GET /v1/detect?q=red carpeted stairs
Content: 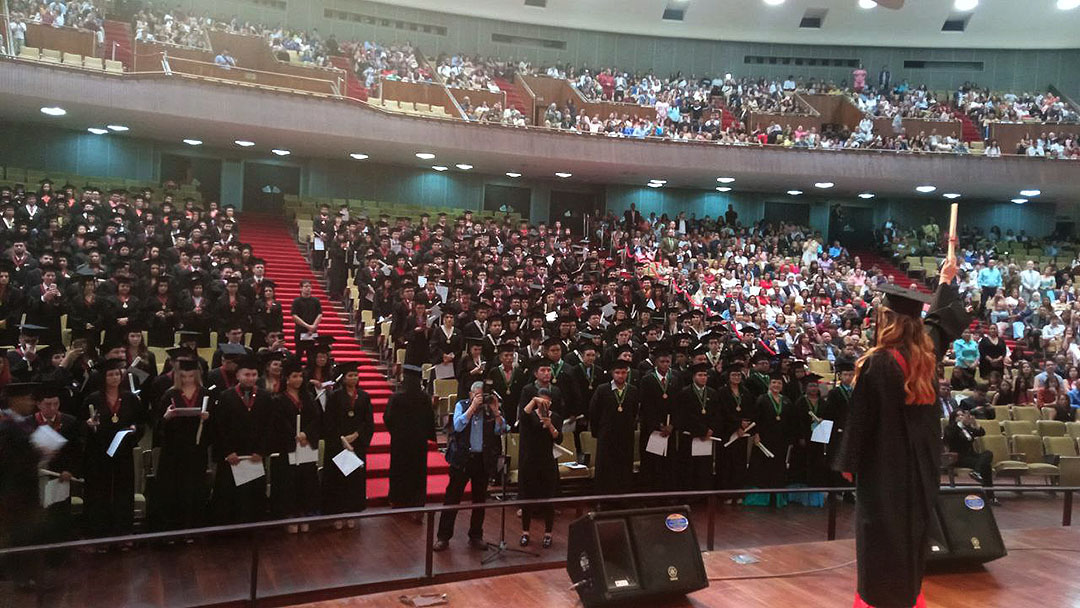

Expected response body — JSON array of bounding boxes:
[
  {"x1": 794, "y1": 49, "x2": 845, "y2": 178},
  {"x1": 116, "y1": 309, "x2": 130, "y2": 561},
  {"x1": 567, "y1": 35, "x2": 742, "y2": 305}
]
[
  {"x1": 494, "y1": 76, "x2": 529, "y2": 118},
  {"x1": 329, "y1": 55, "x2": 368, "y2": 101},
  {"x1": 240, "y1": 213, "x2": 449, "y2": 505},
  {"x1": 711, "y1": 96, "x2": 740, "y2": 131},
  {"x1": 951, "y1": 108, "x2": 982, "y2": 143},
  {"x1": 103, "y1": 19, "x2": 133, "y2": 71}
]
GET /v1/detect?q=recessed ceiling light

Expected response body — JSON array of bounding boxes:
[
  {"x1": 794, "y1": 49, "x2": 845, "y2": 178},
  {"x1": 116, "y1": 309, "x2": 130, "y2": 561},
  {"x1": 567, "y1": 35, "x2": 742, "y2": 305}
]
[
  {"x1": 505, "y1": 172, "x2": 522, "y2": 178},
  {"x1": 943, "y1": 193, "x2": 962, "y2": 200},
  {"x1": 183, "y1": 139, "x2": 203, "y2": 146},
  {"x1": 416, "y1": 152, "x2": 436, "y2": 160},
  {"x1": 1011, "y1": 198, "x2": 1028, "y2": 204},
  {"x1": 717, "y1": 177, "x2": 736, "y2": 183},
  {"x1": 87, "y1": 127, "x2": 108, "y2": 135},
  {"x1": 349, "y1": 153, "x2": 369, "y2": 160},
  {"x1": 234, "y1": 140, "x2": 255, "y2": 147},
  {"x1": 716, "y1": 187, "x2": 732, "y2": 193},
  {"x1": 787, "y1": 190, "x2": 803, "y2": 196},
  {"x1": 650, "y1": 179, "x2": 667, "y2": 185},
  {"x1": 858, "y1": 0, "x2": 877, "y2": 8},
  {"x1": 915, "y1": 185, "x2": 937, "y2": 193},
  {"x1": 432, "y1": 165, "x2": 448, "y2": 172},
  {"x1": 647, "y1": 183, "x2": 662, "y2": 188},
  {"x1": 1058, "y1": 0, "x2": 1080, "y2": 9},
  {"x1": 953, "y1": 0, "x2": 978, "y2": 10},
  {"x1": 763, "y1": 0, "x2": 785, "y2": 5},
  {"x1": 455, "y1": 164, "x2": 473, "y2": 170},
  {"x1": 40, "y1": 106, "x2": 66, "y2": 116},
  {"x1": 814, "y1": 182, "x2": 835, "y2": 189},
  {"x1": 271, "y1": 149, "x2": 290, "y2": 156},
  {"x1": 1019, "y1": 189, "x2": 1041, "y2": 197},
  {"x1": 555, "y1": 172, "x2": 572, "y2": 178},
  {"x1": 106, "y1": 125, "x2": 129, "y2": 132},
  {"x1": 858, "y1": 193, "x2": 875, "y2": 199}
]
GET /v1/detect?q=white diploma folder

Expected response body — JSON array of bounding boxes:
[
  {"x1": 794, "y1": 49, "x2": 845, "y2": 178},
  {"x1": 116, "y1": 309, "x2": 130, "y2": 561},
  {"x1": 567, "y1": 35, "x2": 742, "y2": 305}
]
[
  {"x1": 289, "y1": 445, "x2": 320, "y2": 465},
  {"x1": 811, "y1": 420, "x2": 834, "y2": 445},
  {"x1": 333, "y1": 450, "x2": 364, "y2": 476},
  {"x1": 691, "y1": 437, "x2": 714, "y2": 457},
  {"x1": 42, "y1": 478, "x2": 70, "y2": 508},
  {"x1": 645, "y1": 431, "x2": 669, "y2": 457},
  {"x1": 230, "y1": 458, "x2": 266, "y2": 486},
  {"x1": 106, "y1": 429, "x2": 134, "y2": 457}
]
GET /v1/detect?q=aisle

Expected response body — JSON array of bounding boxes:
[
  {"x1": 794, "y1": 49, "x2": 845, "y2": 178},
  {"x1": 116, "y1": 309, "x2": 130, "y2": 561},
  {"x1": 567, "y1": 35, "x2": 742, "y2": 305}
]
[{"x1": 240, "y1": 213, "x2": 450, "y2": 504}]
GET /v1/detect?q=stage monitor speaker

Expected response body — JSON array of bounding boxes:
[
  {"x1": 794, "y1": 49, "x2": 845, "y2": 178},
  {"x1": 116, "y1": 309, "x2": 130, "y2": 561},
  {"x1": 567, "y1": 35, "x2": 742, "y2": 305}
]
[
  {"x1": 566, "y1": 505, "x2": 708, "y2": 607},
  {"x1": 926, "y1": 491, "x2": 1006, "y2": 567}
]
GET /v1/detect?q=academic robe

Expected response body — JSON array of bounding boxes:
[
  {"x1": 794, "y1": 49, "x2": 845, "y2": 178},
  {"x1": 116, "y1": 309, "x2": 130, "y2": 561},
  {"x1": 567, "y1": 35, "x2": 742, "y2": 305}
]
[
  {"x1": 519, "y1": 382, "x2": 565, "y2": 421},
  {"x1": 32, "y1": 411, "x2": 83, "y2": 545},
  {"x1": 144, "y1": 295, "x2": 179, "y2": 347},
  {"x1": 565, "y1": 361, "x2": 606, "y2": 422},
  {"x1": 485, "y1": 364, "x2": 525, "y2": 429},
  {"x1": 789, "y1": 395, "x2": 824, "y2": 486},
  {"x1": 429, "y1": 326, "x2": 463, "y2": 364},
  {"x1": 821, "y1": 384, "x2": 853, "y2": 484},
  {"x1": 517, "y1": 404, "x2": 563, "y2": 500},
  {"x1": 748, "y1": 392, "x2": 799, "y2": 491},
  {"x1": 250, "y1": 299, "x2": 284, "y2": 352},
  {"x1": 384, "y1": 381, "x2": 436, "y2": 507},
  {"x1": 322, "y1": 387, "x2": 375, "y2": 514},
  {"x1": 211, "y1": 386, "x2": 273, "y2": 524},
  {"x1": 637, "y1": 369, "x2": 680, "y2": 491},
  {"x1": 834, "y1": 282, "x2": 968, "y2": 608},
  {"x1": 267, "y1": 389, "x2": 322, "y2": 518},
  {"x1": 151, "y1": 387, "x2": 211, "y2": 531},
  {"x1": 717, "y1": 385, "x2": 755, "y2": 490},
  {"x1": 673, "y1": 383, "x2": 722, "y2": 491},
  {"x1": 456, "y1": 355, "x2": 488, "y2": 402},
  {"x1": 588, "y1": 382, "x2": 640, "y2": 494},
  {"x1": 82, "y1": 391, "x2": 144, "y2": 537}
]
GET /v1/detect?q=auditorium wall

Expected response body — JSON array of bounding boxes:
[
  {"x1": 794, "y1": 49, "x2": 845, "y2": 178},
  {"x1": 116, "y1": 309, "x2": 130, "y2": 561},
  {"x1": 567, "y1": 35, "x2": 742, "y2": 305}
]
[{"x1": 180, "y1": 0, "x2": 1080, "y2": 98}]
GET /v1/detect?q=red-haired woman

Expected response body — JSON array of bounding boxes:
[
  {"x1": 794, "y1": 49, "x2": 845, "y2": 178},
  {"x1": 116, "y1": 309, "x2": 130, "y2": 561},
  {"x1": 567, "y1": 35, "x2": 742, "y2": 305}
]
[{"x1": 835, "y1": 251, "x2": 968, "y2": 608}]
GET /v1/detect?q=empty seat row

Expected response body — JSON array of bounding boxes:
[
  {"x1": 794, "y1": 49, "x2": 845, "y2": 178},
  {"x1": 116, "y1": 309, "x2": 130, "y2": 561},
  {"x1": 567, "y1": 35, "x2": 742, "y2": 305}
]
[{"x1": 16, "y1": 47, "x2": 123, "y2": 73}]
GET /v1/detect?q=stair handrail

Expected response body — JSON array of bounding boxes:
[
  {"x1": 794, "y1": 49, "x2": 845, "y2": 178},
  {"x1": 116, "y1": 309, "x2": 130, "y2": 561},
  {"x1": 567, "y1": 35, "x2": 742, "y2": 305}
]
[
  {"x1": 160, "y1": 49, "x2": 171, "y2": 75},
  {"x1": 2, "y1": 0, "x2": 13, "y2": 56}
]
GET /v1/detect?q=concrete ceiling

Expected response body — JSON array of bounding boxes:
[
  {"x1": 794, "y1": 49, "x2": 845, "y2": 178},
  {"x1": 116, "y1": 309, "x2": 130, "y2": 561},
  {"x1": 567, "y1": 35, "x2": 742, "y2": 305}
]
[{"x1": 373, "y1": 0, "x2": 1080, "y2": 49}]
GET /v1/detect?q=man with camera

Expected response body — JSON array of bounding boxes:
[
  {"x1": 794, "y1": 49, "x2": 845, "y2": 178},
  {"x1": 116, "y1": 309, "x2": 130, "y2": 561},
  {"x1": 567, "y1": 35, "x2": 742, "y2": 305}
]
[
  {"x1": 435, "y1": 381, "x2": 506, "y2": 551},
  {"x1": 943, "y1": 408, "x2": 997, "y2": 504}
]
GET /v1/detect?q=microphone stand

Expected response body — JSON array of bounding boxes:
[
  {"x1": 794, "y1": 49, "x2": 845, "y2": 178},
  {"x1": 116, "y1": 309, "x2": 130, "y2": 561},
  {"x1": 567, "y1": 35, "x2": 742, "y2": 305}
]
[{"x1": 482, "y1": 410, "x2": 539, "y2": 565}]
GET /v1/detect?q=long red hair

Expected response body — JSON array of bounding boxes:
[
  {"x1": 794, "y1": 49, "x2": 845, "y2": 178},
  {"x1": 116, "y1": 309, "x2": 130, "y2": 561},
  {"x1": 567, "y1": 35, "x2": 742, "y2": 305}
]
[{"x1": 854, "y1": 306, "x2": 936, "y2": 405}]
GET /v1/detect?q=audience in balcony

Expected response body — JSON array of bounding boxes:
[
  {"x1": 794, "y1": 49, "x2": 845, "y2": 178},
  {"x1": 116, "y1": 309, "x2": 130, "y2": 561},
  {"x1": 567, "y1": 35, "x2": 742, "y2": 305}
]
[
  {"x1": 342, "y1": 40, "x2": 430, "y2": 86},
  {"x1": 436, "y1": 54, "x2": 530, "y2": 92},
  {"x1": 132, "y1": 7, "x2": 209, "y2": 50}
]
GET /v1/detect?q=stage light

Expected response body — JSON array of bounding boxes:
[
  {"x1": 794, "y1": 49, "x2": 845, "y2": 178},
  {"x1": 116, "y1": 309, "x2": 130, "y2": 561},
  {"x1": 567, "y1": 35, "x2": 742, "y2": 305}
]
[
  {"x1": 915, "y1": 185, "x2": 937, "y2": 193},
  {"x1": 716, "y1": 187, "x2": 732, "y2": 192},
  {"x1": 1019, "y1": 189, "x2": 1041, "y2": 197},
  {"x1": 1011, "y1": 198, "x2": 1028, "y2": 204},
  {"x1": 272, "y1": 149, "x2": 291, "y2": 156},
  {"x1": 87, "y1": 127, "x2": 108, "y2": 135},
  {"x1": 814, "y1": 182, "x2": 834, "y2": 189},
  {"x1": 717, "y1": 177, "x2": 735, "y2": 183},
  {"x1": 234, "y1": 140, "x2": 255, "y2": 147},
  {"x1": 349, "y1": 153, "x2": 369, "y2": 160},
  {"x1": 1059, "y1": 0, "x2": 1080, "y2": 9},
  {"x1": 954, "y1": 0, "x2": 978, "y2": 10},
  {"x1": 183, "y1": 139, "x2": 203, "y2": 146},
  {"x1": 555, "y1": 172, "x2": 572, "y2": 178},
  {"x1": 432, "y1": 165, "x2": 448, "y2": 172},
  {"x1": 106, "y1": 125, "x2": 129, "y2": 132},
  {"x1": 415, "y1": 152, "x2": 436, "y2": 160},
  {"x1": 858, "y1": 193, "x2": 875, "y2": 199},
  {"x1": 858, "y1": 0, "x2": 877, "y2": 8},
  {"x1": 456, "y1": 164, "x2": 473, "y2": 170},
  {"x1": 40, "y1": 106, "x2": 66, "y2": 116},
  {"x1": 943, "y1": 193, "x2": 962, "y2": 199},
  {"x1": 505, "y1": 172, "x2": 522, "y2": 178},
  {"x1": 787, "y1": 190, "x2": 803, "y2": 196}
]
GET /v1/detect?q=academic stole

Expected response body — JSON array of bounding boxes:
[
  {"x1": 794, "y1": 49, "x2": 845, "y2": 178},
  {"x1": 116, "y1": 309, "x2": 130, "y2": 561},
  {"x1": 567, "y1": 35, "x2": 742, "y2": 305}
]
[
  {"x1": 730, "y1": 388, "x2": 743, "y2": 413},
  {"x1": 582, "y1": 363, "x2": 594, "y2": 390},
  {"x1": 551, "y1": 360, "x2": 563, "y2": 384},
  {"x1": 106, "y1": 393, "x2": 122, "y2": 423},
  {"x1": 613, "y1": 384, "x2": 627, "y2": 412},
  {"x1": 237, "y1": 386, "x2": 255, "y2": 411},
  {"x1": 693, "y1": 384, "x2": 707, "y2": 414},
  {"x1": 768, "y1": 393, "x2": 783, "y2": 421},
  {"x1": 656, "y1": 370, "x2": 669, "y2": 400},
  {"x1": 345, "y1": 390, "x2": 358, "y2": 418}
]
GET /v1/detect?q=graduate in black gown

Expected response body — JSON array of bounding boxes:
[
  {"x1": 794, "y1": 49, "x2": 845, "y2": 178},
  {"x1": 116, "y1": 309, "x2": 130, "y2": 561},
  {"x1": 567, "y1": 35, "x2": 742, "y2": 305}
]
[
  {"x1": 717, "y1": 364, "x2": 755, "y2": 491},
  {"x1": 485, "y1": 343, "x2": 525, "y2": 429},
  {"x1": 637, "y1": 347, "x2": 679, "y2": 492},
  {"x1": 268, "y1": 358, "x2": 322, "y2": 530},
  {"x1": 152, "y1": 359, "x2": 211, "y2": 532},
  {"x1": 747, "y1": 371, "x2": 798, "y2": 506},
  {"x1": 588, "y1": 358, "x2": 640, "y2": 495},
  {"x1": 82, "y1": 359, "x2": 144, "y2": 541},
  {"x1": 211, "y1": 354, "x2": 273, "y2": 524},
  {"x1": 384, "y1": 364, "x2": 436, "y2": 508},
  {"x1": 31, "y1": 384, "x2": 84, "y2": 550},
  {"x1": 822, "y1": 359, "x2": 856, "y2": 491},
  {"x1": 834, "y1": 263, "x2": 968, "y2": 608},
  {"x1": 321, "y1": 362, "x2": 375, "y2": 526},
  {"x1": 792, "y1": 374, "x2": 829, "y2": 488},
  {"x1": 517, "y1": 388, "x2": 563, "y2": 548},
  {"x1": 673, "y1": 362, "x2": 721, "y2": 491}
]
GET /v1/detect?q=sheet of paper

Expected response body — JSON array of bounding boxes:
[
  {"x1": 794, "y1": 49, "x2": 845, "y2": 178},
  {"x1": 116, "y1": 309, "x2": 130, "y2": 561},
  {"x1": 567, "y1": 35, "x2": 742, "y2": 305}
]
[
  {"x1": 601, "y1": 302, "x2": 615, "y2": 318},
  {"x1": 546, "y1": 255, "x2": 555, "y2": 266},
  {"x1": 29, "y1": 424, "x2": 67, "y2": 458},
  {"x1": 691, "y1": 437, "x2": 714, "y2": 457},
  {"x1": 42, "y1": 478, "x2": 70, "y2": 508},
  {"x1": 128, "y1": 366, "x2": 150, "y2": 386},
  {"x1": 300, "y1": 332, "x2": 317, "y2": 342},
  {"x1": 312, "y1": 236, "x2": 325, "y2": 251},
  {"x1": 289, "y1": 444, "x2": 320, "y2": 465},
  {"x1": 333, "y1": 449, "x2": 364, "y2": 476},
  {"x1": 811, "y1": 419, "x2": 834, "y2": 444},
  {"x1": 171, "y1": 407, "x2": 203, "y2": 417},
  {"x1": 417, "y1": 276, "x2": 428, "y2": 288},
  {"x1": 645, "y1": 431, "x2": 668, "y2": 457},
  {"x1": 434, "y1": 362, "x2": 456, "y2": 379},
  {"x1": 646, "y1": 299, "x2": 656, "y2": 310},
  {"x1": 106, "y1": 429, "x2": 134, "y2": 457},
  {"x1": 230, "y1": 458, "x2": 266, "y2": 486},
  {"x1": 545, "y1": 311, "x2": 558, "y2": 322},
  {"x1": 435, "y1": 285, "x2": 448, "y2": 301}
]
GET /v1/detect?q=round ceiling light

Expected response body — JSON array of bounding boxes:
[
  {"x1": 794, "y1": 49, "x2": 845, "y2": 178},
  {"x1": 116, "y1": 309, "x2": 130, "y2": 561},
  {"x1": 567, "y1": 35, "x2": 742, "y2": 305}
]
[
  {"x1": 271, "y1": 149, "x2": 291, "y2": 156},
  {"x1": 954, "y1": 0, "x2": 978, "y2": 10},
  {"x1": 1011, "y1": 198, "x2": 1028, "y2": 204},
  {"x1": 416, "y1": 152, "x2": 436, "y2": 160},
  {"x1": 858, "y1": 0, "x2": 877, "y2": 8},
  {"x1": 716, "y1": 187, "x2": 732, "y2": 193},
  {"x1": 106, "y1": 125, "x2": 129, "y2": 132},
  {"x1": 183, "y1": 139, "x2": 203, "y2": 146},
  {"x1": 858, "y1": 193, "x2": 875, "y2": 199},
  {"x1": 915, "y1": 185, "x2": 937, "y2": 193},
  {"x1": 40, "y1": 106, "x2": 67, "y2": 116},
  {"x1": 1058, "y1": 0, "x2": 1080, "y2": 9},
  {"x1": 349, "y1": 153, "x2": 369, "y2": 160},
  {"x1": 455, "y1": 164, "x2": 473, "y2": 170},
  {"x1": 717, "y1": 177, "x2": 736, "y2": 183},
  {"x1": 1019, "y1": 189, "x2": 1041, "y2": 197},
  {"x1": 814, "y1": 182, "x2": 835, "y2": 189},
  {"x1": 943, "y1": 193, "x2": 962, "y2": 199},
  {"x1": 505, "y1": 172, "x2": 522, "y2": 178},
  {"x1": 432, "y1": 165, "x2": 448, "y2": 172},
  {"x1": 787, "y1": 190, "x2": 803, "y2": 196},
  {"x1": 555, "y1": 172, "x2": 572, "y2": 178},
  {"x1": 763, "y1": 0, "x2": 785, "y2": 5},
  {"x1": 234, "y1": 140, "x2": 255, "y2": 147},
  {"x1": 87, "y1": 127, "x2": 108, "y2": 135}
]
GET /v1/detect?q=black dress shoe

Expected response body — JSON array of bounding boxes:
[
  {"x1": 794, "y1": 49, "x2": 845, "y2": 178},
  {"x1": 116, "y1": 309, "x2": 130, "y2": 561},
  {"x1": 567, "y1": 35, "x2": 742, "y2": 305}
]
[
  {"x1": 468, "y1": 538, "x2": 488, "y2": 551},
  {"x1": 542, "y1": 535, "x2": 553, "y2": 549},
  {"x1": 432, "y1": 539, "x2": 449, "y2": 552},
  {"x1": 969, "y1": 472, "x2": 985, "y2": 484},
  {"x1": 519, "y1": 534, "x2": 530, "y2": 547}
]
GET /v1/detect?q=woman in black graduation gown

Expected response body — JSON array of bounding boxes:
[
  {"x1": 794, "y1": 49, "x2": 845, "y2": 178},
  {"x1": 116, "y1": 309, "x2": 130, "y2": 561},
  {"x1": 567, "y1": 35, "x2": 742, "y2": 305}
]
[
  {"x1": 673, "y1": 362, "x2": 721, "y2": 491},
  {"x1": 144, "y1": 279, "x2": 179, "y2": 347},
  {"x1": 67, "y1": 274, "x2": 103, "y2": 348},
  {"x1": 384, "y1": 365, "x2": 436, "y2": 508},
  {"x1": 250, "y1": 282, "x2": 284, "y2": 352},
  {"x1": 267, "y1": 358, "x2": 321, "y2": 531},
  {"x1": 179, "y1": 275, "x2": 214, "y2": 347},
  {"x1": 792, "y1": 375, "x2": 828, "y2": 488},
  {"x1": 588, "y1": 358, "x2": 640, "y2": 495},
  {"x1": 717, "y1": 364, "x2": 755, "y2": 491},
  {"x1": 0, "y1": 263, "x2": 21, "y2": 346},
  {"x1": 82, "y1": 359, "x2": 145, "y2": 543},
  {"x1": 747, "y1": 372, "x2": 799, "y2": 505},
  {"x1": 322, "y1": 362, "x2": 375, "y2": 527},
  {"x1": 326, "y1": 232, "x2": 350, "y2": 301},
  {"x1": 152, "y1": 359, "x2": 212, "y2": 532},
  {"x1": 834, "y1": 258, "x2": 967, "y2": 608},
  {"x1": 517, "y1": 389, "x2": 563, "y2": 548}
]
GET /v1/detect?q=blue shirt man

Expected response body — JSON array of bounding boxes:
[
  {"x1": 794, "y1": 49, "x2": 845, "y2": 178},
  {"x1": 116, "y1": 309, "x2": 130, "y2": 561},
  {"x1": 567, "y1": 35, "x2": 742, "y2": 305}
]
[
  {"x1": 452, "y1": 392, "x2": 507, "y2": 452},
  {"x1": 977, "y1": 263, "x2": 1002, "y2": 289}
]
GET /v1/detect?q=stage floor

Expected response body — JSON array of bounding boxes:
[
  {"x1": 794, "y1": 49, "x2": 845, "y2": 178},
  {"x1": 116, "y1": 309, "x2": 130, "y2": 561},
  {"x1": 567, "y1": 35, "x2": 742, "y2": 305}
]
[{"x1": 295, "y1": 527, "x2": 1080, "y2": 608}]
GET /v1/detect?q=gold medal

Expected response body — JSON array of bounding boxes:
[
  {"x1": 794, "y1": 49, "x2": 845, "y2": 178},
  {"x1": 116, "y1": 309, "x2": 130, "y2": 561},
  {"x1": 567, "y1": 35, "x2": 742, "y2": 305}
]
[
  {"x1": 347, "y1": 410, "x2": 355, "y2": 417},
  {"x1": 735, "y1": 406, "x2": 741, "y2": 412},
  {"x1": 111, "y1": 414, "x2": 119, "y2": 423},
  {"x1": 776, "y1": 415, "x2": 781, "y2": 421},
  {"x1": 662, "y1": 394, "x2": 668, "y2": 399}
]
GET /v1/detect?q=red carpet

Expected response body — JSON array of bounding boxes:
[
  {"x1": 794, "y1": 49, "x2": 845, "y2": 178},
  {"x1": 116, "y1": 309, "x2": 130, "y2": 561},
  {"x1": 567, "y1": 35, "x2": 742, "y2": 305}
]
[
  {"x1": 103, "y1": 20, "x2": 133, "y2": 71},
  {"x1": 240, "y1": 213, "x2": 449, "y2": 505},
  {"x1": 494, "y1": 76, "x2": 529, "y2": 118}
]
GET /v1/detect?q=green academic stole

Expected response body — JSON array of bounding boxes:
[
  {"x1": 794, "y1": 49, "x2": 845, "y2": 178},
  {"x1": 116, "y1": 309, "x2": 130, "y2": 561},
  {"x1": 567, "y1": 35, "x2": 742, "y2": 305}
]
[
  {"x1": 614, "y1": 384, "x2": 627, "y2": 412},
  {"x1": 694, "y1": 384, "x2": 707, "y2": 414},
  {"x1": 768, "y1": 393, "x2": 783, "y2": 421}
]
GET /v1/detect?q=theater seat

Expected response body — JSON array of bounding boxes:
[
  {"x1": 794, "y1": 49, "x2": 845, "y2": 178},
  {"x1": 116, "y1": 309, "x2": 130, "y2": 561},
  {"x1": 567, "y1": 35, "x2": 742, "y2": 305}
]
[
  {"x1": 62, "y1": 53, "x2": 83, "y2": 67},
  {"x1": 1041, "y1": 407, "x2": 1056, "y2": 420},
  {"x1": 1002, "y1": 420, "x2": 1038, "y2": 437},
  {"x1": 1037, "y1": 420, "x2": 1067, "y2": 437},
  {"x1": 1010, "y1": 434, "x2": 1059, "y2": 482},
  {"x1": 975, "y1": 434, "x2": 1027, "y2": 481},
  {"x1": 991, "y1": 405, "x2": 1011, "y2": 421},
  {"x1": 18, "y1": 46, "x2": 40, "y2": 60},
  {"x1": 40, "y1": 48, "x2": 62, "y2": 63},
  {"x1": 104, "y1": 59, "x2": 124, "y2": 73},
  {"x1": 976, "y1": 418, "x2": 1002, "y2": 435},
  {"x1": 1012, "y1": 406, "x2": 1041, "y2": 423},
  {"x1": 1043, "y1": 436, "x2": 1079, "y2": 460},
  {"x1": 83, "y1": 56, "x2": 104, "y2": 70},
  {"x1": 1067, "y1": 422, "x2": 1080, "y2": 441}
]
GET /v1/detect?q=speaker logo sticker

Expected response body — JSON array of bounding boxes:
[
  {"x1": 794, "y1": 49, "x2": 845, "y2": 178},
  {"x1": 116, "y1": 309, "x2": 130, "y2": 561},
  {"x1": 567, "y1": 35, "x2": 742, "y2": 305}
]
[
  {"x1": 964, "y1": 494, "x2": 985, "y2": 511},
  {"x1": 971, "y1": 537, "x2": 982, "y2": 550},
  {"x1": 667, "y1": 566, "x2": 679, "y2": 581},
  {"x1": 665, "y1": 513, "x2": 689, "y2": 533}
]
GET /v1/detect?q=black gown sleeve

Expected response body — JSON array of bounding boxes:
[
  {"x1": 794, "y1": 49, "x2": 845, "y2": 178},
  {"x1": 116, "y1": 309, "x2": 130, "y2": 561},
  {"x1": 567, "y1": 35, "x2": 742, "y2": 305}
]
[
  {"x1": 923, "y1": 282, "x2": 970, "y2": 360},
  {"x1": 833, "y1": 354, "x2": 902, "y2": 474}
]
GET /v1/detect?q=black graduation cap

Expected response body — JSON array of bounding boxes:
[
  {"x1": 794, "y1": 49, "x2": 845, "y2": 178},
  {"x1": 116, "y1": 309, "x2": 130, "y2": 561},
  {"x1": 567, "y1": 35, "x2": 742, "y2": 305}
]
[
  {"x1": 176, "y1": 359, "x2": 201, "y2": 372},
  {"x1": 610, "y1": 358, "x2": 632, "y2": 371},
  {"x1": 750, "y1": 351, "x2": 772, "y2": 364},
  {"x1": 726, "y1": 362, "x2": 746, "y2": 374},
  {"x1": 690, "y1": 344, "x2": 709, "y2": 358},
  {"x1": 282, "y1": 357, "x2": 304, "y2": 377},
  {"x1": 2, "y1": 381, "x2": 40, "y2": 398},
  {"x1": 33, "y1": 383, "x2": 65, "y2": 401},
  {"x1": 497, "y1": 342, "x2": 517, "y2": 354},
  {"x1": 804, "y1": 373, "x2": 825, "y2": 383},
  {"x1": 614, "y1": 344, "x2": 634, "y2": 356},
  {"x1": 311, "y1": 335, "x2": 335, "y2": 353},
  {"x1": 177, "y1": 330, "x2": 202, "y2": 343},
  {"x1": 100, "y1": 333, "x2": 126, "y2": 352},
  {"x1": 334, "y1": 361, "x2": 359, "y2": 376},
  {"x1": 18, "y1": 323, "x2": 46, "y2": 337},
  {"x1": 528, "y1": 357, "x2": 553, "y2": 372},
  {"x1": 219, "y1": 343, "x2": 248, "y2": 359},
  {"x1": 835, "y1": 358, "x2": 856, "y2": 373},
  {"x1": 741, "y1": 325, "x2": 760, "y2": 336},
  {"x1": 166, "y1": 346, "x2": 197, "y2": 360},
  {"x1": 702, "y1": 331, "x2": 724, "y2": 344},
  {"x1": 259, "y1": 350, "x2": 289, "y2": 366},
  {"x1": 768, "y1": 371, "x2": 786, "y2": 381},
  {"x1": 101, "y1": 358, "x2": 127, "y2": 372},
  {"x1": 874, "y1": 283, "x2": 932, "y2": 318},
  {"x1": 541, "y1": 336, "x2": 562, "y2": 349},
  {"x1": 689, "y1": 361, "x2": 711, "y2": 374},
  {"x1": 37, "y1": 344, "x2": 66, "y2": 361},
  {"x1": 235, "y1": 354, "x2": 259, "y2": 371}
]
